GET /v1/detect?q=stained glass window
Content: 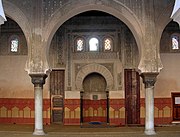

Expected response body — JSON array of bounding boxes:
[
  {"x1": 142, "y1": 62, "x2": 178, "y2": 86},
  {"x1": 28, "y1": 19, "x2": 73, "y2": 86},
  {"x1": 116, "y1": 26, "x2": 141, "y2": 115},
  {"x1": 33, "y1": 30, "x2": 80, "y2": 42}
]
[
  {"x1": 11, "y1": 38, "x2": 19, "y2": 52},
  {"x1": 89, "y1": 37, "x2": 99, "y2": 51},
  {"x1": 172, "y1": 35, "x2": 179, "y2": 50},
  {"x1": 104, "y1": 38, "x2": 112, "y2": 51},
  {"x1": 76, "y1": 38, "x2": 84, "y2": 51}
]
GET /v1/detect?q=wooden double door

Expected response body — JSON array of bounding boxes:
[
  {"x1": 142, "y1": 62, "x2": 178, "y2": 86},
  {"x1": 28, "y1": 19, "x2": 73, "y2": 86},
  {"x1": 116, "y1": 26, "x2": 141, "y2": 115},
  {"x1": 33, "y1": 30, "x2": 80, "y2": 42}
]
[
  {"x1": 172, "y1": 93, "x2": 180, "y2": 121},
  {"x1": 124, "y1": 69, "x2": 140, "y2": 125},
  {"x1": 50, "y1": 70, "x2": 65, "y2": 123}
]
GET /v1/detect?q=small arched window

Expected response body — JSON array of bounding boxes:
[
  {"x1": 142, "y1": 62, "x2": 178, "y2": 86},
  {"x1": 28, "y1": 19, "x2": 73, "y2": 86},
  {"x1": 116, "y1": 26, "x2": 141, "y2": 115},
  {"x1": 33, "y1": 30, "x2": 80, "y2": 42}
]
[
  {"x1": 89, "y1": 37, "x2": 99, "y2": 51},
  {"x1": 171, "y1": 34, "x2": 179, "y2": 50},
  {"x1": 10, "y1": 36, "x2": 19, "y2": 53},
  {"x1": 76, "y1": 38, "x2": 84, "y2": 51},
  {"x1": 104, "y1": 37, "x2": 113, "y2": 51}
]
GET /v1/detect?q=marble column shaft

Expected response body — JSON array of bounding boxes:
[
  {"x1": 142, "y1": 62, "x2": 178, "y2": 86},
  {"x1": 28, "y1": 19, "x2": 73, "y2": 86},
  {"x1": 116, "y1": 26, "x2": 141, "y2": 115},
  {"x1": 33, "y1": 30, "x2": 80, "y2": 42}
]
[
  {"x1": 30, "y1": 74, "x2": 47, "y2": 135},
  {"x1": 141, "y1": 73, "x2": 158, "y2": 135}
]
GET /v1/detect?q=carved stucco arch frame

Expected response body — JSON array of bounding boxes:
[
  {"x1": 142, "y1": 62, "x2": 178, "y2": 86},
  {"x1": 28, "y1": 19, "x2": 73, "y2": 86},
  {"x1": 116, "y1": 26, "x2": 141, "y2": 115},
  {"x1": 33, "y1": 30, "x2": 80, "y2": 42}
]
[
  {"x1": 3, "y1": 1, "x2": 31, "y2": 45},
  {"x1": 44, "y1": 1, "x2": 143, "y2": 70},
  {"x1": 75, "y1": 63, "x2": 113, "y2": 91}
]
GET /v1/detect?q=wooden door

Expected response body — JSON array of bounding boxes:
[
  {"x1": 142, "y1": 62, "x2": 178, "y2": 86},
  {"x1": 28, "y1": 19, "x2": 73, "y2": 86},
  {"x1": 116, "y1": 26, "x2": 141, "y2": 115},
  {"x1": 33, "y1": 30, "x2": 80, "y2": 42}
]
[
  {"x1": 124, "y1": 69, "x2": 140, "y2": 125},
  {"x1": 172, "y1": 93, "x2": 180, "y2": 121},
  {"x1": 50, "y1": 70, "x2": 65, "y2": 123}
]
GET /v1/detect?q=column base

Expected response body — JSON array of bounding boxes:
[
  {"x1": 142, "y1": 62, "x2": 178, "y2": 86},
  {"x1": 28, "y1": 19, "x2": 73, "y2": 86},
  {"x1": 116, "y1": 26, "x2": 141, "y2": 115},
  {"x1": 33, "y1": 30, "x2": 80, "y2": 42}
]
[
  {"x1": 144, "y1": 129, "x2": 156, "y2": 135},
  {"x1": 33, "y1": 129, "x2": 46, "y2": 135}
]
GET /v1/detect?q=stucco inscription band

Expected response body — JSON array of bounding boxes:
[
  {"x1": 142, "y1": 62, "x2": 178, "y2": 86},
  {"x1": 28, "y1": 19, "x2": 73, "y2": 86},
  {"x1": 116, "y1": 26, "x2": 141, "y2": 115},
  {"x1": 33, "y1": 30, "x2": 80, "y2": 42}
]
[{"x1": 30, "y1": 74, "x2": 47, "y2": 135}]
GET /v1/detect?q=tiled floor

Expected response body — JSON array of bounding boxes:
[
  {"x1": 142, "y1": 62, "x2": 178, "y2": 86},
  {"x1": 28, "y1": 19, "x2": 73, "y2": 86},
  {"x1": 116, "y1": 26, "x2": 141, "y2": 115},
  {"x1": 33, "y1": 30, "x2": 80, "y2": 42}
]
[{"x1": 0, "y1": 124, "x2": 180, "y2": 137}]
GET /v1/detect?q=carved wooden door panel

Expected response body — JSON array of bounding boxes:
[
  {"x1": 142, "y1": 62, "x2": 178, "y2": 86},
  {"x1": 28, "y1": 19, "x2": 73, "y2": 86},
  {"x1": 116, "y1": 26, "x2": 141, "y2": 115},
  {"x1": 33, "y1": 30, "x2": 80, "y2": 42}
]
[
  {"x1": 50, "y1": 70, "x2": 64, "y2": 123},
  {"x1": 172, "y1": 93, "x2": 180, "y2": 121},
  {"x1": 124, "y1": 69, "x2": 140, "y2": 125}
]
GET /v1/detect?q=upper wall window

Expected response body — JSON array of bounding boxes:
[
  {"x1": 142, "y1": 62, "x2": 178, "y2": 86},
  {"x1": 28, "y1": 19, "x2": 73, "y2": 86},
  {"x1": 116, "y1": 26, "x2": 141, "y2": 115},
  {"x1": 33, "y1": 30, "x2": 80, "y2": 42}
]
[
  {"x1": 171, "y1": 34, "x2": 179, "y2": 50},
  {"x1": 104, "y1": 37, "x2": 113, "y2": 51},
  {"x1": 89, "y1": 37, "x2": 99, "y2": 51},
  {"x1": 76, "y1": 38, "x2": 84, "y2": 51},
  {"x1": 9, "y1": 35, "x2": 19, "y2": 53},
  {"x1": 160, "y1": 21, "x2": 180, "y2": 53}
]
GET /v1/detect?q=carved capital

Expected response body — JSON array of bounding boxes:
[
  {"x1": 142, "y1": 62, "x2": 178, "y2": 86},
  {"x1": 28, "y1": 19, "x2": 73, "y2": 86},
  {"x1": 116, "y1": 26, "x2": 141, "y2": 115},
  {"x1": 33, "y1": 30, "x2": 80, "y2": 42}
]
[
  {"x1": 29, "y1": 74, "x2": 47, "y2": 86},
  {"x1": 141, "y1": 73, "x2": 159, "y2": 88}
]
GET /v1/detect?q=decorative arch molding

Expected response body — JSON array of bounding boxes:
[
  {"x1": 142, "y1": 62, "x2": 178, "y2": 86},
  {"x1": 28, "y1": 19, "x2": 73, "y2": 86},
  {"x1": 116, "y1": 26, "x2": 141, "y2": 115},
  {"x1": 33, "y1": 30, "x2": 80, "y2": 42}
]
[
  {"x1": 44, "y1": 1, "x2": 143, "y2": 63},
  {"x1": 3, "y1": 1, "x2": 31, "y2": 42},
  {"x1": 75, "y1": 63, "x2": 114, "y2": 91}
]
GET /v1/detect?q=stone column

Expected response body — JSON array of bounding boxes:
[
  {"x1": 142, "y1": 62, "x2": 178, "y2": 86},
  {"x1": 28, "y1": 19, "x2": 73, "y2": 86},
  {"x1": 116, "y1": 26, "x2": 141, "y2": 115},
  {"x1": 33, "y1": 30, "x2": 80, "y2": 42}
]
[
  {"x1": 106, "y1": 91, "x2": 109, "y2": 125},
  {"x1": 141, "y1": 73, "x2": 158, "y2": 135},
  {"x1": 30, "y1": 74, "x2": 47, "y2": 135},
  {"x1": 80, "y1": 91, "x2": 84, "y2": 127}
]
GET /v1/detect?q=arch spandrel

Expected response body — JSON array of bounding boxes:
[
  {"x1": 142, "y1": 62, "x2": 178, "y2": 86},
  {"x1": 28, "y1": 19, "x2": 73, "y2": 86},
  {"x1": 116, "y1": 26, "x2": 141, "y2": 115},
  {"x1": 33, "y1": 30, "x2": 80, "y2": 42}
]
[{"x1": 75, "y1": 64, "x2": 113, "y2": 91}]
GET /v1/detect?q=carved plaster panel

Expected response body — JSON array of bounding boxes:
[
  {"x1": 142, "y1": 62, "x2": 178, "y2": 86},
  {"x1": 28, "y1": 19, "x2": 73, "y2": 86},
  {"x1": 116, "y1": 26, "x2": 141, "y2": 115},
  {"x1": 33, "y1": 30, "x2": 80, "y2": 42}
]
[
  {"x1": 74, "y1": 63, "x2": 114, "y2": 78},
  {"x1": 72, "y1": 52, "x2": 117, "y2": 60},
  {"x1": 75, "y1": 63, "x2": 114, "y2": 90}
]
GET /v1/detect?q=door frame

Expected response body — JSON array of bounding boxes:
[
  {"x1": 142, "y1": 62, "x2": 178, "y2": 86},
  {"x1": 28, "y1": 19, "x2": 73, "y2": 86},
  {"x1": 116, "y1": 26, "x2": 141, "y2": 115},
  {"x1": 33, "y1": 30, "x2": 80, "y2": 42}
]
[{"x1": 172, "y1": 92, "x2": 180, "y2": 121}]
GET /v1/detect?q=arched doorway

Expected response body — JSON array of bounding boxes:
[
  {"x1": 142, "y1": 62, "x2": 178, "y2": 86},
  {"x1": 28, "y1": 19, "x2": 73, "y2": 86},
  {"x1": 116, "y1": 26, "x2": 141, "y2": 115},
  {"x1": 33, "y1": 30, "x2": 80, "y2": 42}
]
[{"x1": 81, "y1": 72, "x2": 108, "y2": 126}]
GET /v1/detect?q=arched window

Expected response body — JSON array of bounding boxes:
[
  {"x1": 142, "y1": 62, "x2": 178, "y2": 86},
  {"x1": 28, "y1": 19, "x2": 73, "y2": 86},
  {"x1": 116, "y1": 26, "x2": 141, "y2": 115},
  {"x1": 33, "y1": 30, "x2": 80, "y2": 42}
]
[
  {"x1": 76, "y1": 38, "x2": 84, "y2": 51},
  {"x1": 89, "y1": 37, "x2": 99, "y2": 51},
  {"x1": 9, "y1": 36, "x2": 19, "y2": 53},
  {"x1": 171, "y1": 34, "x2": 179, "y2": 50},
  {"x1": 104, "y1": 37, "x2": 113, "y2": 51}
]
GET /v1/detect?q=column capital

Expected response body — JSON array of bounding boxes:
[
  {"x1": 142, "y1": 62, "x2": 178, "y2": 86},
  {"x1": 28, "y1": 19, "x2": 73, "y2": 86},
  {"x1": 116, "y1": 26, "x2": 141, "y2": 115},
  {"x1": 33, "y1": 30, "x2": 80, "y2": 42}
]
[
  {"x1": 141, "y1": 72, "x2": 159, "y2": 88},
  {"x1": 29, "y1": 74, "x2": 47, "y2": 85}
]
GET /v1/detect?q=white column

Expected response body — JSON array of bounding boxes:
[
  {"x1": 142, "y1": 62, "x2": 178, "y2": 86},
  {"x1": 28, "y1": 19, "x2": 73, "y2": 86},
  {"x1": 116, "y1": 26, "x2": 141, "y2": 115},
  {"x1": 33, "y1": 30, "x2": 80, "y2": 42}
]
[
  {"x1": 141, "y1": 73, "x2": 158, "y2": 135},
  {"x1": 145, "y1": 86, "x2": 155, "y2": 135},
  {"x1": 33, "y1": 84, "x2": 45, "y2": 135},
  {"x1": 30, "y1": 74, "x2": 47, "y2": 135}
]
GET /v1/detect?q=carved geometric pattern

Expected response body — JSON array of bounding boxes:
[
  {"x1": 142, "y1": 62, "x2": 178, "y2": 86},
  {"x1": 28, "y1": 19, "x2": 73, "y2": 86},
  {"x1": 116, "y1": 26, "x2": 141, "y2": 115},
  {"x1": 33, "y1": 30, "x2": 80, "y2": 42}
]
[
  {"x1": 57, "y1": 35, "x2": 64, "y2": 65},
  {"x1": 72, "y1": 52, "x2": 117, "y2": 60},
  {"x1": 43, "y1": 0, "x2": 65, "y2": 24},
  {"x1": 75, "y1": 63, "x2": 113, "y2": 90}
]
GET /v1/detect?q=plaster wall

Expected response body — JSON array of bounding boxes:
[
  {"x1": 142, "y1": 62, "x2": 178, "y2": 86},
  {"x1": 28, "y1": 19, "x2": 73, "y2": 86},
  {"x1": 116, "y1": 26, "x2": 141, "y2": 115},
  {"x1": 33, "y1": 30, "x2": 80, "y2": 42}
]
[
  {"x1": 1, "y1": 53, "x2": 177, "y2": 99},
  {"x1": 155, "y1": 53, "x2": 180, "y2": 97},
  {"x1": 0, "y1": 56, "x2": 49, "y2": 98}
]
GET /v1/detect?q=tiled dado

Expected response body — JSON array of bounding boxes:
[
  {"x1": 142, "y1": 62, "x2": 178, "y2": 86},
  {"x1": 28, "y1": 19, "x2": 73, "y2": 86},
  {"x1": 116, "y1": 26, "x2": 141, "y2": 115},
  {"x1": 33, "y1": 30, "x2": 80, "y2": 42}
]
[
  {"x1": 109, "y1": 99, "x2": 125, "y2": 125},
  {"x1": 64, "y1": 99, "x2": 125, "y2": 125},
  {"x1": 64, "y1": 99, "x2": 80, "y2": 125},
  {"x1": 0, "y1": 98, "x2": 172, "y2": 125},
  {"x1": 64, "y1": 98, "x2": 172, "y2": 125},
  {"x1": 83, "y1": 99, "x2": 107, "y2": 122},
  {"x1": 0, "y1": 98, "x2": 50, "y2": 124},
  {"x1": 110, "y1": 98, "x2": 172, "y2": 125},
  {"x1": 140, "y1": 98, "x2": 172, "y2": 125}
]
